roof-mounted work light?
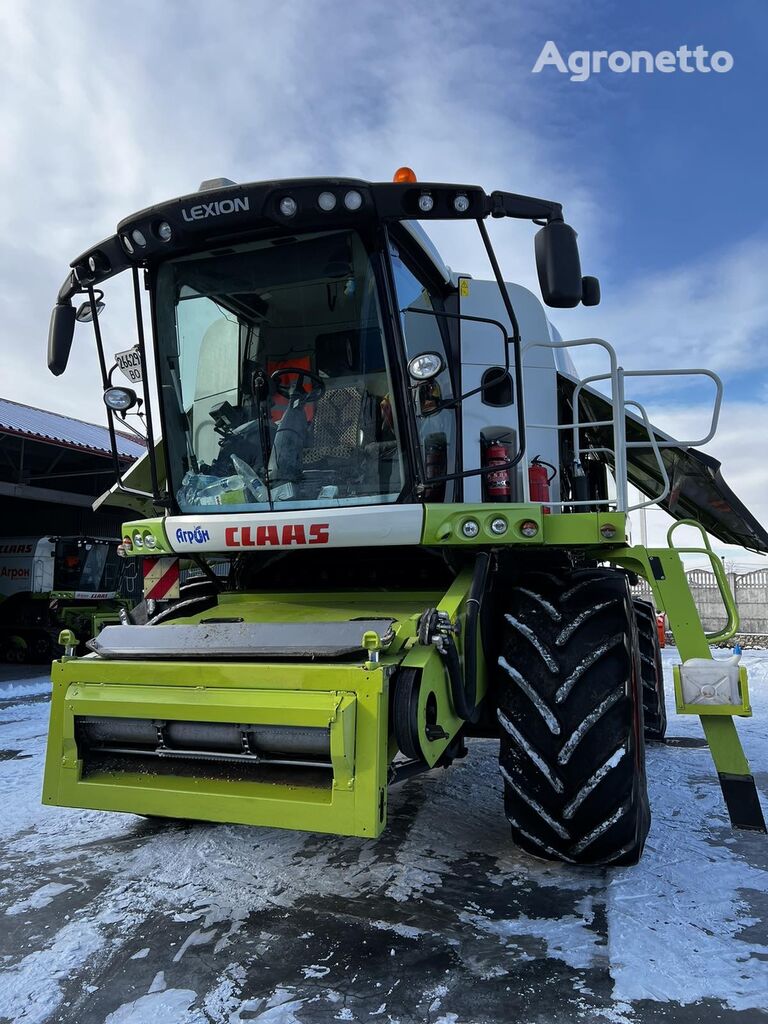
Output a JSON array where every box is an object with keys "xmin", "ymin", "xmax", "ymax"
[
  {"xmin": 75, "ymin": 297, "xmax": 105, "ymax": 323},
  {"xmin": 408, "ymin": 352, "xmax": 445, "ymax": 381},
  {"xmin": 103, "ymin": 386, "xmax": 138, "ymax": 412}
]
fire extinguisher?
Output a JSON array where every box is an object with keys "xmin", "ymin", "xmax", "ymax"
[
  {"xmin": 528, "ymin": 457, "xmax": 557, "ymax": 514},
  {"xmin": 483, "ymin": 439, "xmax": 511, "ymax": 501}
]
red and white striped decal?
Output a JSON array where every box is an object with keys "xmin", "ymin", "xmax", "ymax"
[{"xmin": 143, "ymin": 557, "xmax": 180, "ymax": 601}]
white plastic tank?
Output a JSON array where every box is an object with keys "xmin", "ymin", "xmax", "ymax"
[{"xmin": 679, "ymin": 650, "xmax": 743, "ymax": 706}]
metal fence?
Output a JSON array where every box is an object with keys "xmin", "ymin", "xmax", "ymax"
[{"xmin": 634, "ymin": 567, "xmax": 768, "ymax": 635}]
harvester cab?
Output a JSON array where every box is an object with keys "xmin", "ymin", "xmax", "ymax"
[
  {"xmin": 0, "ymin": 535, "xmax": 129, "ymax": 662},
  {"xmin": 42, "ymin": 169, "xmax": 767, "ymax": 864},
  {"xmin": 49, "ymin": 536, "xmax": 123, "ymax": 598}
]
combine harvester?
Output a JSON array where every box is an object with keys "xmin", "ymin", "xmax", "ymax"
[
  {"xmin": 43, "ymin": 169, "xmax": 767, "ymax": 863},
  {"xmin": 0, "ymin": 535, "xmax": 128, "ymax": 662}
]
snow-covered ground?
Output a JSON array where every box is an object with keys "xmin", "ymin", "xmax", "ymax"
[{"xmin": 0, "ymin": 652, "xmax": 766, "ymax": 1024}]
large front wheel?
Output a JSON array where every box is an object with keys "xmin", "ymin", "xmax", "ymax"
[{"xmin": 496, "ymin": 569, "xmax": 650, "ymax": 866}]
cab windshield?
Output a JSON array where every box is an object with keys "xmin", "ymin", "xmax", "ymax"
[
  {"xmin": 53, "ymin": 540, "xmax": 119, "ymax": 594},
  {"xmin": 155, "ymin": 231, "xmax": 405, "ymax": 513}
]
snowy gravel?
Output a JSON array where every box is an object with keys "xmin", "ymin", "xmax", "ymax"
[{"xmin": 0, "ymin": 652, "xmax": 766, "ymax": 1024}]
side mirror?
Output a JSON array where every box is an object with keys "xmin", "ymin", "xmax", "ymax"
[
  {"xmin": 581, "ymin": 275, "xmax": 601, "ymax": 306},
  {"xmin": 534, "ymin": 222, "xmax": 584, "ymax": 308},
  {"xmin": 47, "ymin": 303, "xmax": 76, "ymax": 376}
]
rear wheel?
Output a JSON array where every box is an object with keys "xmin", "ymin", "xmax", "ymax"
[
  {"xmin": 3, "ymin": 637, "xmax": 28, "ymax": 664},
  {"xmin": 496, "ymin": 568, "xmax": 650, "ymax": 866},
  {"xmin": 633, "ymin": 599, "xmax": 667, "ymax": 741}
]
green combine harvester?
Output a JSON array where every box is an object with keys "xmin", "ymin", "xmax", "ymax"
[
  {"xmin": 43, "ymin": 169, "xmax": 767, "ymax": 864},
  {"xmin": 0, "ymin": 535, "xmax": 128, "ymax": 662}
]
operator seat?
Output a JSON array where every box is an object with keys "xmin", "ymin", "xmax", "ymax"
[
  {"xmin": 302, "ymin": 378, "xmax": 375, "ymax": 466},
  {"xmin": 300, "ymin": 376, "xmax": 402, "ymax": 495}
]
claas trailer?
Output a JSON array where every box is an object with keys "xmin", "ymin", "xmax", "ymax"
[{"xmin": 42, "ymin": 169, "xmax": 767, "ymax": 864}]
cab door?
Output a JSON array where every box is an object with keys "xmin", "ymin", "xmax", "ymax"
[{"xmin": 388, "ymin": 240, "xmax": 459, "ymax": 501}]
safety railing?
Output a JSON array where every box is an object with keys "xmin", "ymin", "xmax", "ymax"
[
  {"xmin": 666, "ymin": 520, "xmax": 739, "ymax": 643},
  {"xmin": 520, "ymin": 338, "xmax": 723, "ymax": 513}
]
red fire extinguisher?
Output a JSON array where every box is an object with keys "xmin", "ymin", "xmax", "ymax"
[
  {"xmin": 528, "ymin": 457, "xmax": 557, "ymax": 514},
  {"xmin": 483, "ymin": 439, "xmax": 511, "ymax": 501}
]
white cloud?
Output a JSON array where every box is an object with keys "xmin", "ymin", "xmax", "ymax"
[
  {"xmin": 627, "ymin": 398, "xmax": 768, "ymax": 563},
  {"xmin": 0, "ymin": 1, "xmax": 596, "ymax": 423},
  {"xmin": 555, "ymin": 235, "xmax": 768, "ymax": 380}
]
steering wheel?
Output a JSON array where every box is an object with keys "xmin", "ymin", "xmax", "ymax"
[{"xmin": 269, "ymin": 366, "xmax": 325, "ymax": 405}]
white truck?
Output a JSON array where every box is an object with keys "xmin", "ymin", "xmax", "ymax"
[{"xmin": 0, "ymin": 537, "xmax": 55, "ymax": 599}]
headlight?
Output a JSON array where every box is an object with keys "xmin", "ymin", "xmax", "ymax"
[
  {"xmin": 408, "ymin": 352, "xmax": 444, "ymax": 381},
  {"xmin": 279, "ymin": 197, "xmax": 298, "ymax": 217},
  {"xmin": 461, "ymin": 519, "xmax": 480, "ymax": 539},
  {"xmin": 103, "ymin": 387, "xmax": 138, "ymax": 411},
  {"xmin": 344, "ymin": 190, "xmax": 363, "ymax": 211},
  {"xmin": 318, "ymin": 191, "xmax": 336, "ymax": 211}
]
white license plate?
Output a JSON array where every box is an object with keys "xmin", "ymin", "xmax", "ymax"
[{"xmin": 115, "ymin": 347, "xmax": 143, "ymax": 383}]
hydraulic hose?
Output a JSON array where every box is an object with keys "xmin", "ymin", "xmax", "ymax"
[
  {"xmin": 463, "ymin": 550, "xmax": 492, "ymax": 720},
  {"xmin": 437, "ymin": 550, "xmax": 492, "ymax": 722},
  {"xmin": 146, "ymin": 593, "xmax": 217, "ymax": 625},
  {"xmin": 442, "ymin": 633, "xmax": 470, "ymax": 720}
]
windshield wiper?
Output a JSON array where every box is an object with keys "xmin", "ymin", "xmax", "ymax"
[{"xmin": 251, "ymin": 367, "xmax": 274, "ymax": 507}]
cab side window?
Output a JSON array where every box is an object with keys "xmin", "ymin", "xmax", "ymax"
[{"xmin": 390, "ymin": 245, "xmax": 457, "ymax": 500}]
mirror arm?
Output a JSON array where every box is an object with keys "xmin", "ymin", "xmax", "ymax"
[
  {"xmin": 476, "ymin": 218, "xmax": 527, "ymax": 468},
  {"xmin": 86, "ymin": 284, "xmax": 126, "ymax": 488},
  {"xmin": 488, "ymin": 190, "xmax": 564, "ymax": 223},
  {"xmin": 56, "ymin": 270, "xmax": 80, "ymax": 304},
  {"xmin": 131, "ymin": 266, "xmax": 162, "ymax": 502}
]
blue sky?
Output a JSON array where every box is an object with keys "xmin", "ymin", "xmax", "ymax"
[
  {"xmin": 0, "ymin": 0, "xmax": 765, "ymax": 553},
  {"xmin": 527, "ymin": 1, "xmax": 766, "ymax": 273}
]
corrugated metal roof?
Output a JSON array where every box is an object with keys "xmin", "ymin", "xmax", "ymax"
[{"xmin": 0, "ymin": 397, "xmax": 146, "ymax": 460}]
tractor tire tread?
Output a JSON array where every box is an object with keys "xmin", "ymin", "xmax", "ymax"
[
  {"xmin": 632, "ymin": 598, "xmax": 667, "ymax": 741},
  {"xmin": 497, "ymin": 571, "xmax": 650, "ymax": 866}
]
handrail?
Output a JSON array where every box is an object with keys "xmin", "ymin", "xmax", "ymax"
[
  {"xmin": 667, "ymin": 519, "xmax": 740, "ymax": 643},
  {"xmin": 576, "ymin": 368, "xmax": 723, "ymax": 450},
  {"xmin": 624, "ymin": 400, "xmax": 671, "ymax": 511},
  {"xmin": 522, "ymin": 338, "xmax": 624, "ymax": 506},
  {"xmin": 521, "ymin": 337, "xmax": 723, "ymax": 516}
]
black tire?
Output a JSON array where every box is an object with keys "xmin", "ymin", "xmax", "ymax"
[
  {"xmin": 3, "ymin": 638, "xmax": 27, "ymax": 664},
  {"xmin": 29, "ymin": 632, "xmax": 53, "ymax": 664},
  {"xmin": 633, "ymin": 599, "xmax": 667, "ymax": 741},
  {"xmin": 496, "ymin": 568, "xmax": 650, "ymax": 866},
  {"xmin": 392, "ymin": 668, "xmax": 422, "ymax": 760}
]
